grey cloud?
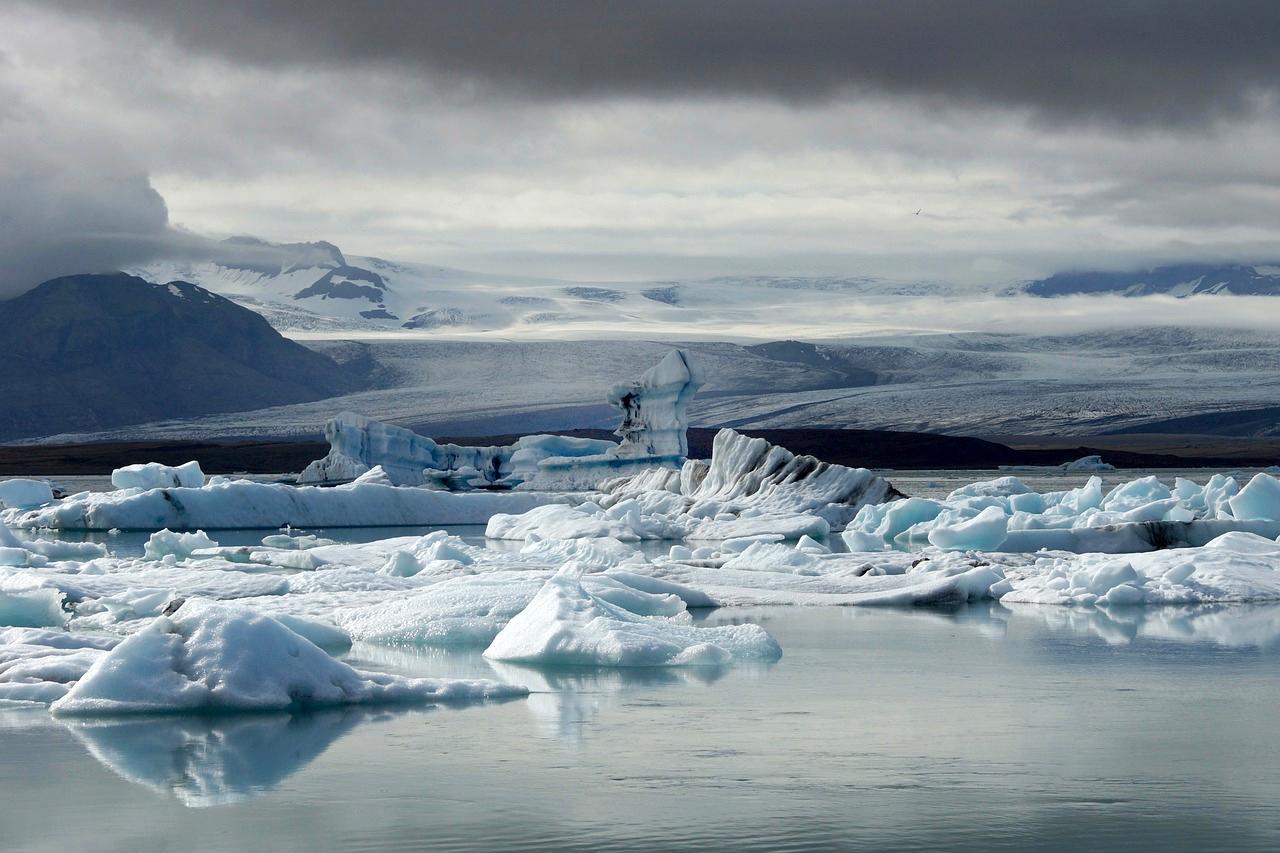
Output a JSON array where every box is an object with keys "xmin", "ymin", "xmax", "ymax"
[{"xmin": 45, "ymin": 0, "xmax": 1280, "ymax": 126}]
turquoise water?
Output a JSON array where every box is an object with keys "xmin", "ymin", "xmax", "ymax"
[{"xmin": 3, "ymin": 603, "xmax": 1278, "ymax": 852}]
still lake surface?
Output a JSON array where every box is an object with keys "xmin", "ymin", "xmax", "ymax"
[
  {"xmin": 3, "ymin": 468, "xmax": 1279, "ymax": 851},
  {"xmin": 2, "ymin": 604, "xmax": 1279, "ymax": 852}
]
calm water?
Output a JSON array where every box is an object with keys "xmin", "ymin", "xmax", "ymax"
[{"xmin": 3, "ymin": 604, "xmax": 1279, "ymax": 852}]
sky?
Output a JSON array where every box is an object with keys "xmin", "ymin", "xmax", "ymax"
[{"xmin": 2, "ymin": 1, "xmax": 1279, "ymax": 296}]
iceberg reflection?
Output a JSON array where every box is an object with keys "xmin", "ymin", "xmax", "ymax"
[
  {"xmin": 488, "ymin": 661, "xmax": 736, "ymax": 743},
  {"xmin": 61, "ymin": 708, "xmax": 390, "ymax": 807},
  {"xmin": 1004, "ymin": 602, "xmax": 1280, "ymax": 648}
]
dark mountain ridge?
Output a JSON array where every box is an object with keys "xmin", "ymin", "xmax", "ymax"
[
  {"xmin": 1026, "ymin": 262, "xmax": 1280, "ymax": 297},
  {"xmin": 0, "ymin": 273, "xmax": 360, "ymax": 441}
]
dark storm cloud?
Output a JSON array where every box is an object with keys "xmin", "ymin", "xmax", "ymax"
[{"xmin": 50, "ymin": 0, "xmax": 1280, "ymax": 125}]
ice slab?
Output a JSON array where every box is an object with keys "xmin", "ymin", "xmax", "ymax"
[
  {"xmin": 0, "ymin": 479, "xmax": 54, "ymax": 510},
  {"xmin": 4, "ymin": 478, "xmax": 574, "ymax": 531},
  {"xmin": 484, "ymin": 565, "xmax": 781, "ymax": 666},
  {"xmin": 50, "ymin": 600, "xmax": 527, "ymax": 715},
  {"xmin": 112, "ymin": 461, "xmax": 205, "ymax": 491}
]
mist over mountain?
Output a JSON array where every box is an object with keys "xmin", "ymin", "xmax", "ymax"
[{"xmin": 1026, "ymin": 263, "xmax": 1280, "ymax": 298}]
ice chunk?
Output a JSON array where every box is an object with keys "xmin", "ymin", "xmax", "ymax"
[
  {"xmin": 0, "ymin": 479, "xmax": 54, "ymax": 509},
  {"xmin": 927, "ymin": 506, "xmax": 1009, "ymax": 551},
  {"xmin": 0, "ymin": 584, "xmax": 66, "ymax": 628},
  {"xmin": 111, "ymin": 461, "xmax": 205, "ymax": 491},
  {"xmin": 51, "ymin": 600, "xmax": 526, "ymax": 715},
  {"xmin": 1060, "ymin": 455, "xmax": 1116, "ymax": 472},
  {"xmin": 720, "ymin": 541, "xmax": 823, "ymax": 575},
  {"xmin": 143, "ymin": 529, "xmax": 219, "ymax": 561},
  {"xmin": 484, "ymin": 565, "xmax": 782, "ymax": 667},
  {"xmin": 1228, "ymin": 474, "xmax": 1280, "ymax": 522},
  {"xmin": 606, "ymin": 349, "xmax": 703, "ymax": 460}
]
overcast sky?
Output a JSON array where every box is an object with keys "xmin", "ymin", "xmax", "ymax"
[{"xmin": 2, "ymin": 1, "xmax": 1279, "ymax": 295}]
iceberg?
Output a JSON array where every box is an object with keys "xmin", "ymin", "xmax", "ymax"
[
  {"xmin": 299, "ymin": 349, "xmax": 703, "ymax": 489},
  {"xmin": 50, "ymin": 600, "xmax": 527, "ymax": 715},
  {"xmin": 844, "ymin": 472, "xmax": 1280, "ymax": 554},
  {"xmin": 488, "ymin": 428, "xmax": 898, "ymax": 542},
  {"xmin": 111, "ymin": 461, "xmax": 205, "ymax": 491},
  {"xmin": 483, "ymin": 565, "xmax": 781, "ymax": 666},
  {"xmin": 3, "ymin": 477, "xmax": 573, "ymax": 531}
]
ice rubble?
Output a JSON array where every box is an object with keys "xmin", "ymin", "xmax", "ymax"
[
  {"xmin": 483, "ymin": 564, "xmax": 781, "ymax": 666},
  {"xmin": 299, "ymin": 349, "xmax": 703, "ymax": 489},
  {"xmin": 487, "ymin": 428, "xmax": 898, "ymax": 542},
  {"xmin": 843, "ymin": 472, "xmax": 1280, "ymax": 554},
  {"xmin": 48, "ymin": 600, "xmax": 526, "ymax": 715}
]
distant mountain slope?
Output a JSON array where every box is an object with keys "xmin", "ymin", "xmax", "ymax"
[
  {"xmin": 0, "ymin": 273, "xmax": 360, "ymax": 441},
  {"xmin": 1026, "ymin": 263, "xmax": 1280, "ymax": 297},
  {"xmin": 130, "ymin": 236, "xmax": 959, "ymax": 336}
]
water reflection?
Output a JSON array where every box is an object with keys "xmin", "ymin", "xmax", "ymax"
[
  {"xmin": 1003, "ymin": 602, "xmax": 1280, "ymax": 649},
  {"xmin": 487, "ymin": 661, "xmax": 736, "ymax": 743},
  {"xmin": 60, "ymin": 709, "xmax": 397, "ymax": 807}
]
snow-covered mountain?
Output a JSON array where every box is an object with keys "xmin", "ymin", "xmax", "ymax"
[
  {"xmin": 1024, "ymin": 263, "xmax": 1280, "ymax": 297},
  {"xmin": 131, "ymin": 237, "xmax": 963, "ymax": 337}
]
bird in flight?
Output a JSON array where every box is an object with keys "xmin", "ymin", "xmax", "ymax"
[{"xmin": 914, "ymin": 208, "xmax": 922, "ymax": 216}]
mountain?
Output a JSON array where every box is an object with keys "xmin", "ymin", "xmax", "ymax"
[
  {"xmin": 0, "ymin": 273, "xmax": 361, "ymax": 441},
  {"xmin": 130, "ymin": 237, "xmax": 960, "ymax": 336},
  {"xmin": 1025, "ymin": 263, "xmax": 1280, "ymax": 297}
]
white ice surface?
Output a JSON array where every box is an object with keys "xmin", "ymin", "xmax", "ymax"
[
  {"xmin": 49, "ymin": 600, "xmax": 526, "ymax": 715},
  {"xmin": 3, "ymin": 478, "xmax": 576, "ymax": 531},
  {"xmin": 483, "ymin": 565, "xmax": 781, "ymax": 667}
]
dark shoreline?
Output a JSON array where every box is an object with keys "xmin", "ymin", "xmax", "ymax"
[{"xmin": 2, "ymin": 428, "xmax": 1276, "ymax": 476}]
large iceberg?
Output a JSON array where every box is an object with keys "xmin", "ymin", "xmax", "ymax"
[
  {"xmin": 50, "ymin": 600, "xmax": 526, "ymax": 715},
  {"xmin": 4, "ymin": 477, "xmax": 573, "ymax": 531},
  {"xmin": 483, "ymin": 564, "xmax": 781, "ymax": 666},
  {"xmin": 299, "ymin": 348, "xmax": 703, "ymax": 489},
  {"xmin": 487, "ymin": 428, "xmax": 899, "ymax": 542}
]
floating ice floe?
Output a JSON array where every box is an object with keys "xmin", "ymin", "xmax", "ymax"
[
  {"xmin": 0, "ymin": 520, "xmax": 106, "ymax": 567},
  {"xmin": 843, "ymin": 472, "xmax": 1280, "ymax": 554},
  {"xmin": 487, "ymin": 428, "xmax": 898, "ymax": 543},
  {"xmin": 2, "ymin": 477, "xmax": 574, "ymax": 531},
  {"xmin": 47, "ymin": 600, "xmax": 526, "ymax": 715},
  {"xmin": 483, "ymin": 564, "xmax": 781, "ymax": 666},
  {"xmin": 300, "ymin": 349, "xmax": 703, "ymax": 490}
]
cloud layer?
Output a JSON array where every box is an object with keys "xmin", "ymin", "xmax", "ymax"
[{"xmin": 2, "ymin": 1, "xmax": 1279, "ymax": 296}]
